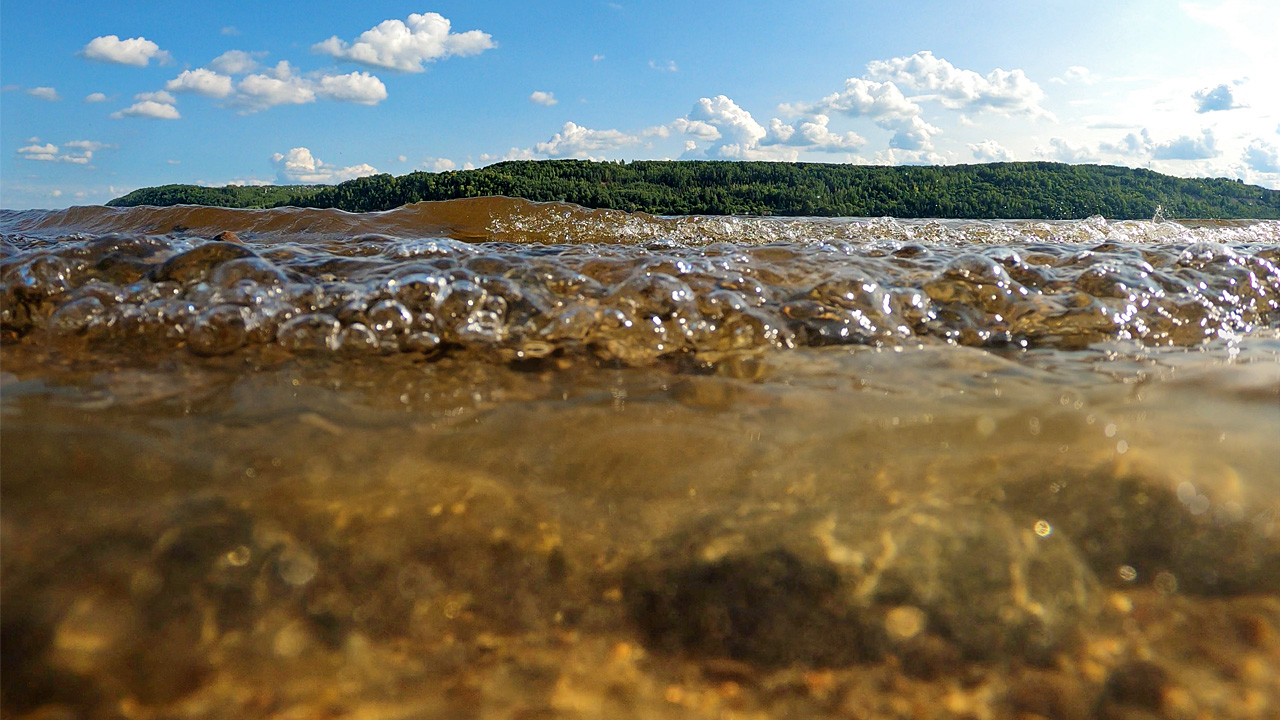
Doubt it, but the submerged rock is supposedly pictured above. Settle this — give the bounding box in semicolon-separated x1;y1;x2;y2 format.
625;500;1099;667
1004;469;1280;595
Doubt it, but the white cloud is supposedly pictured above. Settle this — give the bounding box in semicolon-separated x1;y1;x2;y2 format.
533;121;640;158
312;12;495;72
1192;83;1245;112
779;74;941;153
229;64;387;112
65;140;110;152
780;78;920;122
530;91;558;106
210;50;265;75
689;95;766;148
84;92;109;103
969;140;1015;162
1036;138;1099;163
134;90;176;104
271;147;379;183
762;115;864;152
667;118;721;141
26;87;60;101
866;50;1051;118
221;26;240;36
1243;139;1280;173
17;142;59;160
17;140;106;164
81;35;171;67
234;72;315;112
111;100;181;120
316;72;388;105
1051;66;1097;85
424;157;457;172
592;54;605;62
649;59;678;72
166;69;234;98
1151;128;1220;160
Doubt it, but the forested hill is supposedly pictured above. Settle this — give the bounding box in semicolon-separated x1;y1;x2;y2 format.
107;161;1280;219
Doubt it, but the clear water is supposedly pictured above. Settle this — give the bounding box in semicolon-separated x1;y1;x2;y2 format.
3;199;1278;718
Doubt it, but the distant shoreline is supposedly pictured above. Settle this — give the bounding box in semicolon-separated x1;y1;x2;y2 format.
107;160;1280;220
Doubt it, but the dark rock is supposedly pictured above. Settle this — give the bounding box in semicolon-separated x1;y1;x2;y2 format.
625;501;1099;667
1100;660;1169;712
151;242;258;284
1004;470;1280;595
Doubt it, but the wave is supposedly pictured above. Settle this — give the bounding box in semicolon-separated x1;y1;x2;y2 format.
4;197;1278;248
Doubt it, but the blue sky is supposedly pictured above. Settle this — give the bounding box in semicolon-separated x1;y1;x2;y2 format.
3;0;1278;209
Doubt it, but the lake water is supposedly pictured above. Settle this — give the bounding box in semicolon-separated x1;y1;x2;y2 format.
3;198;1279;718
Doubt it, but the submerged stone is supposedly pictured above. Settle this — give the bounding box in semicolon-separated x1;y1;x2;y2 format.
625;501;1099;667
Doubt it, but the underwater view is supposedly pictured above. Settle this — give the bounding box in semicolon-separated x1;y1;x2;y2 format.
2;198;1278;719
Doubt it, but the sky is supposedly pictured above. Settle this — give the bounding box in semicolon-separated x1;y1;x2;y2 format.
3;0;1279;209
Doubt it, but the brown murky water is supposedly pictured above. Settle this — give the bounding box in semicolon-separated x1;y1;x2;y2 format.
2;199;1279;719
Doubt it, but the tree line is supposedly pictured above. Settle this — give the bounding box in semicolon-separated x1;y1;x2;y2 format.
107;160;1280;220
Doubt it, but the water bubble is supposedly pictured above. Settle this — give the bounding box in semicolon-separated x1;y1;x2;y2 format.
337;323;380;354
434;280;488;323
48;296;106;335
1033;520;1052;537
278;314;342;353
277;546;319;586
366;299;414;334
185;304;249;356
1117;565;1138;582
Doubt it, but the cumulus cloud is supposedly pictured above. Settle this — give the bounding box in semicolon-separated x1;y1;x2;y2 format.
84;92;109;103
530;91;558;106
81;35;171;66
312;12;495;72
135;90;177;104
533;122;641;158
687;95;767;153
17;142;59;160
26;87;60;101
779;74;941;153
235;72;315;111
649;60;678;72
762;115;864;152
866;50;1051;118
424;157;457;172
1100;129;1153;157
1243;139;1280;173
666;118;721;141
210;50;265;75
661;96;865;160
887;116;942;152
271;147;379;183
1036;138;1099;163
969;140;1015;162
166;69;234;98
1151;128;1219;160
315;72;388;105
1192;83;1245;112
17;139;108;164
780;78;919;122
112;100;181;120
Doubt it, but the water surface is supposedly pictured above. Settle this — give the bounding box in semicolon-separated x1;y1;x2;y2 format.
3;199;1279;719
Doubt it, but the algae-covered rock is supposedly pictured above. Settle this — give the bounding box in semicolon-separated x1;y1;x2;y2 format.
625;500;1099;667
